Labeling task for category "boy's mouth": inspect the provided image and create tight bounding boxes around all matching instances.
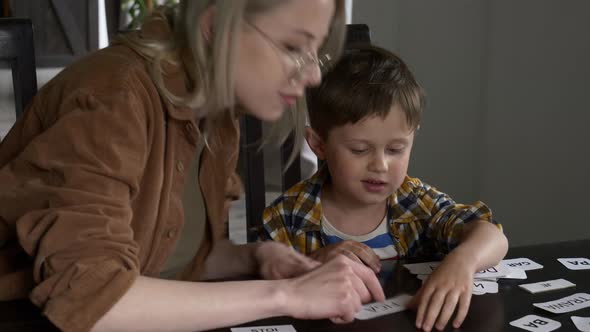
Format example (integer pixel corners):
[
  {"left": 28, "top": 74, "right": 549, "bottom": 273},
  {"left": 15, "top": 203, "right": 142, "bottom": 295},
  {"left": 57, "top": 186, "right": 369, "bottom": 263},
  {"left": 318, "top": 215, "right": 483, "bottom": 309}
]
[
  {"left": 362, "top": 179, "right": 387, "bottom": 185},
  {"left": 362, "top": 179, "right": 388, "bottom": 193}
]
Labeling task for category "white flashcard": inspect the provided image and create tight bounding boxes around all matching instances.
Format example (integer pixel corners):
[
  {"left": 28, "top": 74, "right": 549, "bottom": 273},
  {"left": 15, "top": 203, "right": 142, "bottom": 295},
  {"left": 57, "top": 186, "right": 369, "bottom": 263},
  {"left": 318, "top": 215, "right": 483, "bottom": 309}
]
[
  {"left": 519, "top": 278, "right": 576, "bottom": 294},
  {"left": 355, "top": 294, "right": 412, "bottom": 320},
  {"left": 403, "top": 262, "right": 439, "bottom": 275},
  {"left": 501, "top": 258, "right": 543, "bottom": 271},
  {"left": 474, "top": 264, "right": 509, "bottom": 279},
  {"left": 472, "top": 289, "right": 486, "bottom": 295},
  {"left": 502, "top": 267, "right": 528, "bottom": 280},
  {"left": 416, "top": 274, "right": 429, "bottom": 281},
  {"left": 510, "top": 315, "right": 561, "bottom": 332},
  {"left": 231, "top": 325, "right": 297, "bottom": 332},
  {"left": 571, "top": 316, "right": 590, "bottom": 332},
  {"left": 475, "top": 277, "right": 499, "bottom": 282},
  {"left": 473, "top": 280, "right": 498, "bottom": 294},
  {"left": 558, "top": 258, "right": 590, "bottom": 270},
  {"left": 533, "top": 293, "right": 590, "bottom": 314}
]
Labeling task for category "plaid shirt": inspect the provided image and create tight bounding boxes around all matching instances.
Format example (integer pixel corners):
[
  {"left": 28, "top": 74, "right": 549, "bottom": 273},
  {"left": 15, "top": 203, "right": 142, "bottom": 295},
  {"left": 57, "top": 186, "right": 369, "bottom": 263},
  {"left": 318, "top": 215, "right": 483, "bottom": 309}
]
[{"left": 259, "top": 167, "right": 501, "bottom": 258}]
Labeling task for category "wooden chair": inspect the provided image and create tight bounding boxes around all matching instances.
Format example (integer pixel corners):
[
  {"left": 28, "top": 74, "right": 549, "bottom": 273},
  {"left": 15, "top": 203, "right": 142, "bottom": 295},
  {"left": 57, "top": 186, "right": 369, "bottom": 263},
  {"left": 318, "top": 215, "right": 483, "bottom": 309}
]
[
  {"left": 241, "top": 24, "right": 372, "bottom": 243},
  {"left": 0, "top": 18, "right": 37, "bottom": 118}
]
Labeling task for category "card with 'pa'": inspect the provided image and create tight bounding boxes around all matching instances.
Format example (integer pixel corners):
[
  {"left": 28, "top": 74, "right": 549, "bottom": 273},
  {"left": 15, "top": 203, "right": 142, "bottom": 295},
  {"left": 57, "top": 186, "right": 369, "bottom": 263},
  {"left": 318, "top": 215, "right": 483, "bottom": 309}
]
[{"left": 558, "top": 258, "right": 590, "bottom": 270}]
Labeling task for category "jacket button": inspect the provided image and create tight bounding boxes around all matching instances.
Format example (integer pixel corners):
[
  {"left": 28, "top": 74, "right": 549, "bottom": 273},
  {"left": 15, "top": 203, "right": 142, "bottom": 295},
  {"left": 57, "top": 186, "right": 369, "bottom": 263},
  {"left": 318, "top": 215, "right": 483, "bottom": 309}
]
[
  {"left": 176, "top": 161, "right": 184, "bottom": 172},
  {"left": 167, "top": 228, "right": 177, "bottom": 238}
]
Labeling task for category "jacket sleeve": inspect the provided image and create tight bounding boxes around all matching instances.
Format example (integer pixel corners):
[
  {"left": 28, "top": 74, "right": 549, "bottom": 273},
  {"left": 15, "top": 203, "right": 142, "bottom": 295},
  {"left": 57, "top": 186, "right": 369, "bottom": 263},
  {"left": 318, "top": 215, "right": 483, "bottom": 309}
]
[
  {"left": 415, "top": 180, "right": 501, "bottom": 254},
  {"left": 4, "top": 87, "right": 148, "bottom": 331}
]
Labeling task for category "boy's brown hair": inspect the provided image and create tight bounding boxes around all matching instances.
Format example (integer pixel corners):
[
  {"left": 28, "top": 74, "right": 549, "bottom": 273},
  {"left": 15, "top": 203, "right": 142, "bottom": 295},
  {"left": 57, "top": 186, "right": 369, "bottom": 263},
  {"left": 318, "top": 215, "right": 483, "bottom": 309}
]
[{"left": 307, "top": 45, "right": 425, "bottom": 139}]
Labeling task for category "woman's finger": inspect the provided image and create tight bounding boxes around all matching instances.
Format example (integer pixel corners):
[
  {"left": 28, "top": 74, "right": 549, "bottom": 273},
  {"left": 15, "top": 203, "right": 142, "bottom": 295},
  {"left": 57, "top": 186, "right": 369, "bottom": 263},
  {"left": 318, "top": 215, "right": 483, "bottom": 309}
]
[{"left": 348, "top": 259, "right": 385, "bottom": 303}]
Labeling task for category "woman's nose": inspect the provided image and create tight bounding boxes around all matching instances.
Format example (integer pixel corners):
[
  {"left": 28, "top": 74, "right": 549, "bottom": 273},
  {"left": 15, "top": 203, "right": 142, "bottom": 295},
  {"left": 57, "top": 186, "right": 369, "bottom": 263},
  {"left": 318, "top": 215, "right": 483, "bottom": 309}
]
[{"left": 301, "top": 62, "right": 322, "bottom": 87}]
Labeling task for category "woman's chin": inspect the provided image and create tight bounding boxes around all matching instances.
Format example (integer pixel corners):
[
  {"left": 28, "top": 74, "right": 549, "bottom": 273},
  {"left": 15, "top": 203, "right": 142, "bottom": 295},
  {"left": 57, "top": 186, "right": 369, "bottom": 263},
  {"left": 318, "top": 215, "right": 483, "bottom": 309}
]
[{"left": 249, "top": 106, "right": 285, "bottom": 122}]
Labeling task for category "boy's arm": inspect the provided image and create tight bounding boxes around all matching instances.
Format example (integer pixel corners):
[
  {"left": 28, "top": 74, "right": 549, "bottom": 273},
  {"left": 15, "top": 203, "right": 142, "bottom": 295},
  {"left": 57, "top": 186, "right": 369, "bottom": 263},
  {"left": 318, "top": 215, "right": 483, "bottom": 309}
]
[
  {"left": 453, "top": 219, "right": 509, "bottom": 272},
  {"left": 414, "top": 179, "right": 500, "bottom": 254},
  {"left": 410, "top": 220, "right": 507, "bottom": 332},
  {"left": 407, "top": 180, "right": 508, "bottom": 332}
]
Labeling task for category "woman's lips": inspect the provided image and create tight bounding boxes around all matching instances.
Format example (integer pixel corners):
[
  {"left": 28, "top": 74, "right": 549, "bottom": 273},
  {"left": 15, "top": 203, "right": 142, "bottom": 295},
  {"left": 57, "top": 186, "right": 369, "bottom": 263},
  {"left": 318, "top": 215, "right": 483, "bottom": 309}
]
[{"left": 280, "top": 94, "right": 298, "bottom": 107}]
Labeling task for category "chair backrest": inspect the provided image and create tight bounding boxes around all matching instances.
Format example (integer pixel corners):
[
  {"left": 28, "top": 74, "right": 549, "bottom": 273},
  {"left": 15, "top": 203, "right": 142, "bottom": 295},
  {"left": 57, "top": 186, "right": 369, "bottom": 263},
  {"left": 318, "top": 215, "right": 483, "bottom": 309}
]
[
  {"left": 239, "top": 117, "right": 304, "bottom": 242},
  {"left": 345, "top": 24, "right": 371, "bottom": 47},
  {"left": 0, "top": 18, "right": 37, "bottom": 118},
  {"left": 241, "top": 24, "right": 372, "bottom": 242}
]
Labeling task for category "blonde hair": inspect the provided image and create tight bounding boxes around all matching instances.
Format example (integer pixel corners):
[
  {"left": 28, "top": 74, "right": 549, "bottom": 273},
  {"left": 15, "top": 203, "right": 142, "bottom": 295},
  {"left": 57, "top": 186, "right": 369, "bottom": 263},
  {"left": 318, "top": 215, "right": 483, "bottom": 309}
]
[{"left": 117, "top": 0, "right": 346, "bottom": 163}]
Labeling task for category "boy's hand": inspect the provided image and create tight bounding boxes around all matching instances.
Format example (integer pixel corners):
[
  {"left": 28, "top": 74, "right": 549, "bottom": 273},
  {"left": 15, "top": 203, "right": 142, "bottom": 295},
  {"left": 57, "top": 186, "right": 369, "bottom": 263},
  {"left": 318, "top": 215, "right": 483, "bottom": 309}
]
[
  {"left": 310, "top": 240, "right": 381, "bottom": 273},
  {"left": 282, "top": 255, "right": 385, "bottom": 323},
  {"left": 254, "top": 241, "right": 320, "bottom": 279},
  {"left": 407, "top": 252, "right": 475, "bottom": 331}
]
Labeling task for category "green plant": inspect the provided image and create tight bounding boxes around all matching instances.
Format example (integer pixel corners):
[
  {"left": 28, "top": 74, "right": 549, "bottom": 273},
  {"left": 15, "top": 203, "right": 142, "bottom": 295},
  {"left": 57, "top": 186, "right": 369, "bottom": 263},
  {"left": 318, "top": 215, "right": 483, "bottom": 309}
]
[{"left": 122, "top": 0, "right": 179, "bottom": 30}]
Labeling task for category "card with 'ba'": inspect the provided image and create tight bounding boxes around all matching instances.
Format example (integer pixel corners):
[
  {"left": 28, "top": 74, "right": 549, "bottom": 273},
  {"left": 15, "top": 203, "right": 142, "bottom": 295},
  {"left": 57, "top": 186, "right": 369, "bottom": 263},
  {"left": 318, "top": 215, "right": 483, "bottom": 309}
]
[{"left": 510, "top": 315, "right": 561, "bottom": 332}]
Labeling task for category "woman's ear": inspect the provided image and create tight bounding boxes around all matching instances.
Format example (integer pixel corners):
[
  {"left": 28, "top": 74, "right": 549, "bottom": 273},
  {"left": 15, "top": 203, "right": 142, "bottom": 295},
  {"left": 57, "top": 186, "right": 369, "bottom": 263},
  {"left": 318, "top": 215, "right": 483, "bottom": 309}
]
[
  {"left": 305, "top": 127, "right": 326, "bottom": 160},
  {"left": 199, "top": 6, "right": 215, "bottom": 43}
]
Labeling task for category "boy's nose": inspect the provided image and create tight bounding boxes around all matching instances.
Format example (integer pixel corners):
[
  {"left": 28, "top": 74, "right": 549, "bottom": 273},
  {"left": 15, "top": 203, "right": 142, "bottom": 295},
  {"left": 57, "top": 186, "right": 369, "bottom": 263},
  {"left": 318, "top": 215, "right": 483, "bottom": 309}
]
[{"left": 369, "top": 153, "right": 388, "bottom": 172}]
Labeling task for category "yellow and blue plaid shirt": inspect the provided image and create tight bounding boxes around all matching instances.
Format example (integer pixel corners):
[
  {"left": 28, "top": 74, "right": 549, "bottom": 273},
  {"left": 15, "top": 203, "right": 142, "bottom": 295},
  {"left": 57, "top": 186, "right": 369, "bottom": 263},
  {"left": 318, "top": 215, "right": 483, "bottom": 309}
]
[{"left": 258, "top": 167, "right": 501, "bottom": 258}]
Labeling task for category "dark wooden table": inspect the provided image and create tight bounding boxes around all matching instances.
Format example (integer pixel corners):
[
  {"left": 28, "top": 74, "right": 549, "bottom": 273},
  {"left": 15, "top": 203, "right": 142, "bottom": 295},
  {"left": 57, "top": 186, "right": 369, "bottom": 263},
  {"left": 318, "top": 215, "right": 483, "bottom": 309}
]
[
  {"left": 208, "top": 239, "right": 590, "bottom": 332},
  {"left": 1, "top": 239, "right": 589, "bottom": 332}
]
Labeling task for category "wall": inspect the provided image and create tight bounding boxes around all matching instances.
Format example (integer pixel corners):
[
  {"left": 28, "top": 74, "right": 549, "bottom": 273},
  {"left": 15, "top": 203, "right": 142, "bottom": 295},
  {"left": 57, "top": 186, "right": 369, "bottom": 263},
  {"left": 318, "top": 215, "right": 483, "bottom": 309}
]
[{"left": 353, "top": 0, "right": 590, "bottom": 246}]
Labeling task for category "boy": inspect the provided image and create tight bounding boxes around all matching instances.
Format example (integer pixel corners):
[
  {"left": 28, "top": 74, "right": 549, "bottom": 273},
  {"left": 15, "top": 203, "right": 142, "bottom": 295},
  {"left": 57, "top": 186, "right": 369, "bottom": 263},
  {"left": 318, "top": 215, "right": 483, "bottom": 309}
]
[{"left": 258, "top": 46, "right": 508, "bottom": 331}]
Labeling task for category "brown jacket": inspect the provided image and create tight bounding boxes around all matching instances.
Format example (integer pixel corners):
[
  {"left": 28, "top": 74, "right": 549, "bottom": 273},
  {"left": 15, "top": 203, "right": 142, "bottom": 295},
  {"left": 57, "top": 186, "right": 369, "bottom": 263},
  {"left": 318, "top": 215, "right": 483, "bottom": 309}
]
[{"left": 0, "top": 16, "right": 241, "bottom": 331}]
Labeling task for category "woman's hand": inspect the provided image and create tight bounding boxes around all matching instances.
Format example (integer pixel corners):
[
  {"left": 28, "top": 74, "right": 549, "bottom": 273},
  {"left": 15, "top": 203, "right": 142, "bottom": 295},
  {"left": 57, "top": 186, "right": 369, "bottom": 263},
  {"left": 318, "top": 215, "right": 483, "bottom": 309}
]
[
  {"left": 407, "top": 252, "right": 475, "bottom": 331},
  {"left": 310, "top": 240, "right": 381, "bottom": 273},
  {"left": 254, "top": 241, "right": 320, "bottom": 279},
  {"left": 281, "top": 255, "right": 385, "bottom": 323}
]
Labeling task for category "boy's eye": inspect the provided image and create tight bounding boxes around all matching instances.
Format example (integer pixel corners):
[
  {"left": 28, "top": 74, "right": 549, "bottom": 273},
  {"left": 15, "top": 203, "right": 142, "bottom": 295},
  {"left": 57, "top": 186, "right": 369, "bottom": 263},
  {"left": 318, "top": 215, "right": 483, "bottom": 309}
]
[
  {"left": 350, "top": 148, "right": 368, "bottom": 154},
  {"left": 387, "top": 148, "right": 403, "bottom": 154}
]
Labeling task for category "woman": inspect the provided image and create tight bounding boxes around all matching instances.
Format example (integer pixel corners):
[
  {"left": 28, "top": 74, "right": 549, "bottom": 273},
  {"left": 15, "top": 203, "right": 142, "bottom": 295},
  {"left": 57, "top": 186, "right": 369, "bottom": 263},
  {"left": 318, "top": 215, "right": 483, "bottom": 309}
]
[{"left": 0, "top": 0, "right": 384, "bottom": 331}]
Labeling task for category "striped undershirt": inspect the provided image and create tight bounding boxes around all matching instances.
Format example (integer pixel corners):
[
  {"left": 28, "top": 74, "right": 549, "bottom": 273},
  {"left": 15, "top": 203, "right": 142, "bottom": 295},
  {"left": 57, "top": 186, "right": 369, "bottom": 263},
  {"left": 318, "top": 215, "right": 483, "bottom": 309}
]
[{"left": 320, "top": 214, "right": 398, "bottom": 260}]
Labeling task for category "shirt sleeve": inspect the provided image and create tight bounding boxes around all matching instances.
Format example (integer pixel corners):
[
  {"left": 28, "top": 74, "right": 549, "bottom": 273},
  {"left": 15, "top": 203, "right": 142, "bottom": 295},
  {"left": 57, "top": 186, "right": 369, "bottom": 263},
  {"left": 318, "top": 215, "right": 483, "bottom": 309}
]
[
  {"left": 259, "top": 202, "right": 295, "bottom": 249},
  {"left": 4, "top": 87, "right": 148, "bottom": 331},
  {"left": 414, "top": 179, "right": 501, "bottom": 254}
]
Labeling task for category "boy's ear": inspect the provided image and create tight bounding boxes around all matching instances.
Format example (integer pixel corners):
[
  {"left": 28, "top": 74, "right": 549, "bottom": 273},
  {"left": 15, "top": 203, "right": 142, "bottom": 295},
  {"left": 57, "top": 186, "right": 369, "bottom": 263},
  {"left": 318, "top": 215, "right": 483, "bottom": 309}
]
[
  {"left": 305, "top": 127, "right": 326, "bottom": 160},
  {"left": 199, "top": 6, "right": 215, "bottom": 43}
]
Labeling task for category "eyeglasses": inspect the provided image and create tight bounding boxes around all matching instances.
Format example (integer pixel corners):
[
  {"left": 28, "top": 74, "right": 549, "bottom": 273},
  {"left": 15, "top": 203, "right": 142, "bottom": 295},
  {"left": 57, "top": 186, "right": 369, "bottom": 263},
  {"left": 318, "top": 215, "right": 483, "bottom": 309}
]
[{"left": 245, "top": 20, "right": 332, "bottom": 84}]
